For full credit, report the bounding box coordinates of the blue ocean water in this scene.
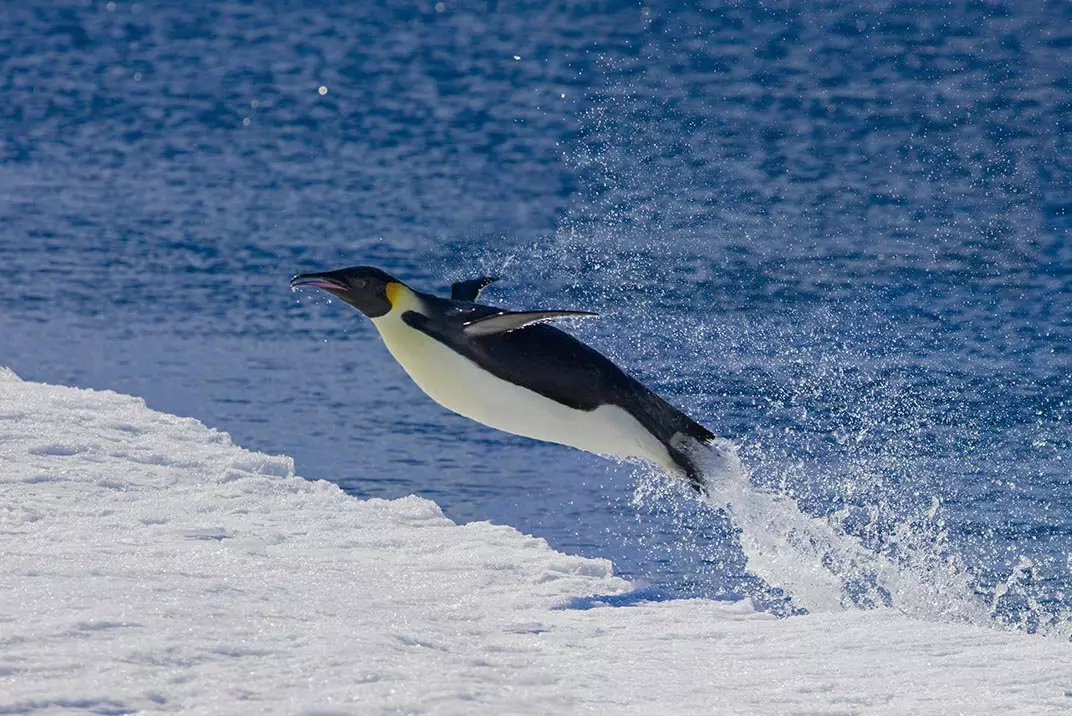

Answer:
[1,1,1068,625]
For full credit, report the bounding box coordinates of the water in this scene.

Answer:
[1,1,1068,630]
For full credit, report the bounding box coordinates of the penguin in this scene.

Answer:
[290,265,718,493]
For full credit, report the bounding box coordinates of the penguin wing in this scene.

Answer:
[450,277,499,301]
[462,310,598,337]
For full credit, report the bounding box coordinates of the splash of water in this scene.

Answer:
[695,440,1004,625]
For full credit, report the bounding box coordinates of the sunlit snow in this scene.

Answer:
[2,367,1070,714]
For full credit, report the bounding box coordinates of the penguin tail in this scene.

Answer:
[625,388,725,496]
[666,426,718,495]
[664,411,754,497]
[669,430,749,499]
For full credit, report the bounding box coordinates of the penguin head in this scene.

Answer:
[290,265,400,318]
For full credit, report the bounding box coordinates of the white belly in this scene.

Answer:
[370,301,674,471]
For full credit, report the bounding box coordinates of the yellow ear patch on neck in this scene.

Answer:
[385,281,406,308]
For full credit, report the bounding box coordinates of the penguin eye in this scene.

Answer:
[351,278,368,289]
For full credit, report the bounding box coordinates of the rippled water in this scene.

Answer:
[1,0,1069,626]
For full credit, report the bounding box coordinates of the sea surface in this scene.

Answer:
[1,0,1069,626]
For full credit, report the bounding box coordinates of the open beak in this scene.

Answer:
[290,273,349,292]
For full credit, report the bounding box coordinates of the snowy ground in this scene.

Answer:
[2,367,1070,715]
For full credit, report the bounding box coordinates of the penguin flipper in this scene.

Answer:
[450,277,499,302]
[463,310,598,337]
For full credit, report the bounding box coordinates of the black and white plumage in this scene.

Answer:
[290,265,717,492]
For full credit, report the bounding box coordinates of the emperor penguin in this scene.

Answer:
[290,265,718,493]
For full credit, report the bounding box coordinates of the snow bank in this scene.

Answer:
[1,368,1070,715]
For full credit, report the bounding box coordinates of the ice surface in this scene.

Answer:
[2,367,1070,714]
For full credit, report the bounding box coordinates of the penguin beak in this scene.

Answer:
[290,273,349,293]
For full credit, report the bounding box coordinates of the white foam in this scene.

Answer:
[697,440,1008,625]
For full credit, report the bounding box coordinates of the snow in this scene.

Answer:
[1,367,1070,715]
